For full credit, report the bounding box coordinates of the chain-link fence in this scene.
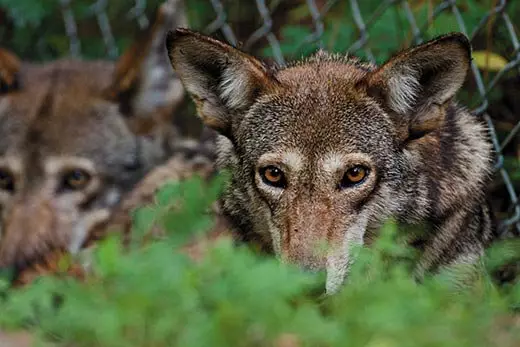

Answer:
[1,0,520,238]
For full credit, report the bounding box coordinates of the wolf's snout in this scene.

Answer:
[279,204,366,294]
[280,203,337,271]
[280,223,351,295]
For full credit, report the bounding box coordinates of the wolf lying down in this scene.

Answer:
[166,29,497,293]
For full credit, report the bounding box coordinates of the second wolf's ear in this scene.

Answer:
[105,0,187,136]
[0,49,21,94]
[364,33,471,135]
[166,28,278,137]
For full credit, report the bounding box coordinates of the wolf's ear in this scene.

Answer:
[0,49,21,94]
[166,28,278,137]
[364,33,471,135]
[105,0,187,136]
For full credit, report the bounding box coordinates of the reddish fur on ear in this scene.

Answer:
[0,48,21,92]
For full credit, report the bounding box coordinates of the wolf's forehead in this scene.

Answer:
[0,63,134,159]
[0,112,136,173]
[250,88,390,142]
[276,54,374,85]
[0,61,114,119]
[240,86,395,167]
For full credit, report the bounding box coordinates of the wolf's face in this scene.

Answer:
[226,68,400,284]
[0,60,154,269]
[167,29,477,293]
[0,0,187,274]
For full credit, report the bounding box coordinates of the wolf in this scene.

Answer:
[11,143,221,286]
[0,0,188,276]
[166,28,497,293]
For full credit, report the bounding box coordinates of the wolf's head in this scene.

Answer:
[167,29,480,293]
[0,0,187,274]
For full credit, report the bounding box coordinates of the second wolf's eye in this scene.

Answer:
[340,166,368,189]
[260,166,286,188]
[62,169,91,191]
[0,170,15,192]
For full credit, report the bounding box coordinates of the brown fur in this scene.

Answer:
[0,0,187,277]
[167,29,497,293]
[13,149,230,286]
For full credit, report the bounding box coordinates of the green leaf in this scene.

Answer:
[131,206,158,241]
[155,181,182,207]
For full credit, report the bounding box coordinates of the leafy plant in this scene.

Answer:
[0,175,518,347]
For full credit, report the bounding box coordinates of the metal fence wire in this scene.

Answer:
[2,0,520,239]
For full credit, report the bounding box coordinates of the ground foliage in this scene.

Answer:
[0,175,518,347]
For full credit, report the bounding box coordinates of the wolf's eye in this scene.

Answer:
[260,166,286,188]
[340,166,368,189]
[62,169,91,191]
[0,170,15,192]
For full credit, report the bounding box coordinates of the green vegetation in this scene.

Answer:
[0,176,519,347]
[0,1,519,345]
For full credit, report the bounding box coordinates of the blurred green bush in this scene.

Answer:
[0,175,518,347]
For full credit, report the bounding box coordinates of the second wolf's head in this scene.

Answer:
[167,29,493,293]
[0,0,187,275]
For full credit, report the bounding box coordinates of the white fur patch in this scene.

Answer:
[321,152,345,175]
[267,219,282,256]
[325,213,368,294]
[219,66,252,110]
[452,251,482,266]
[0,156,22,175]
[282,151,304,172]
[45,156,96,176]
[68,209,111,254]
[104,187,122,207]
[320,152,373,179]
[257,150,304,174]
[165,79,185,104]
[387,66,420,114]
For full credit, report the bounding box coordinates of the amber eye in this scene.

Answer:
[0,169,15,192]
[340,165,369,189]
[259,165,286,188]
[62,169,92,191]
